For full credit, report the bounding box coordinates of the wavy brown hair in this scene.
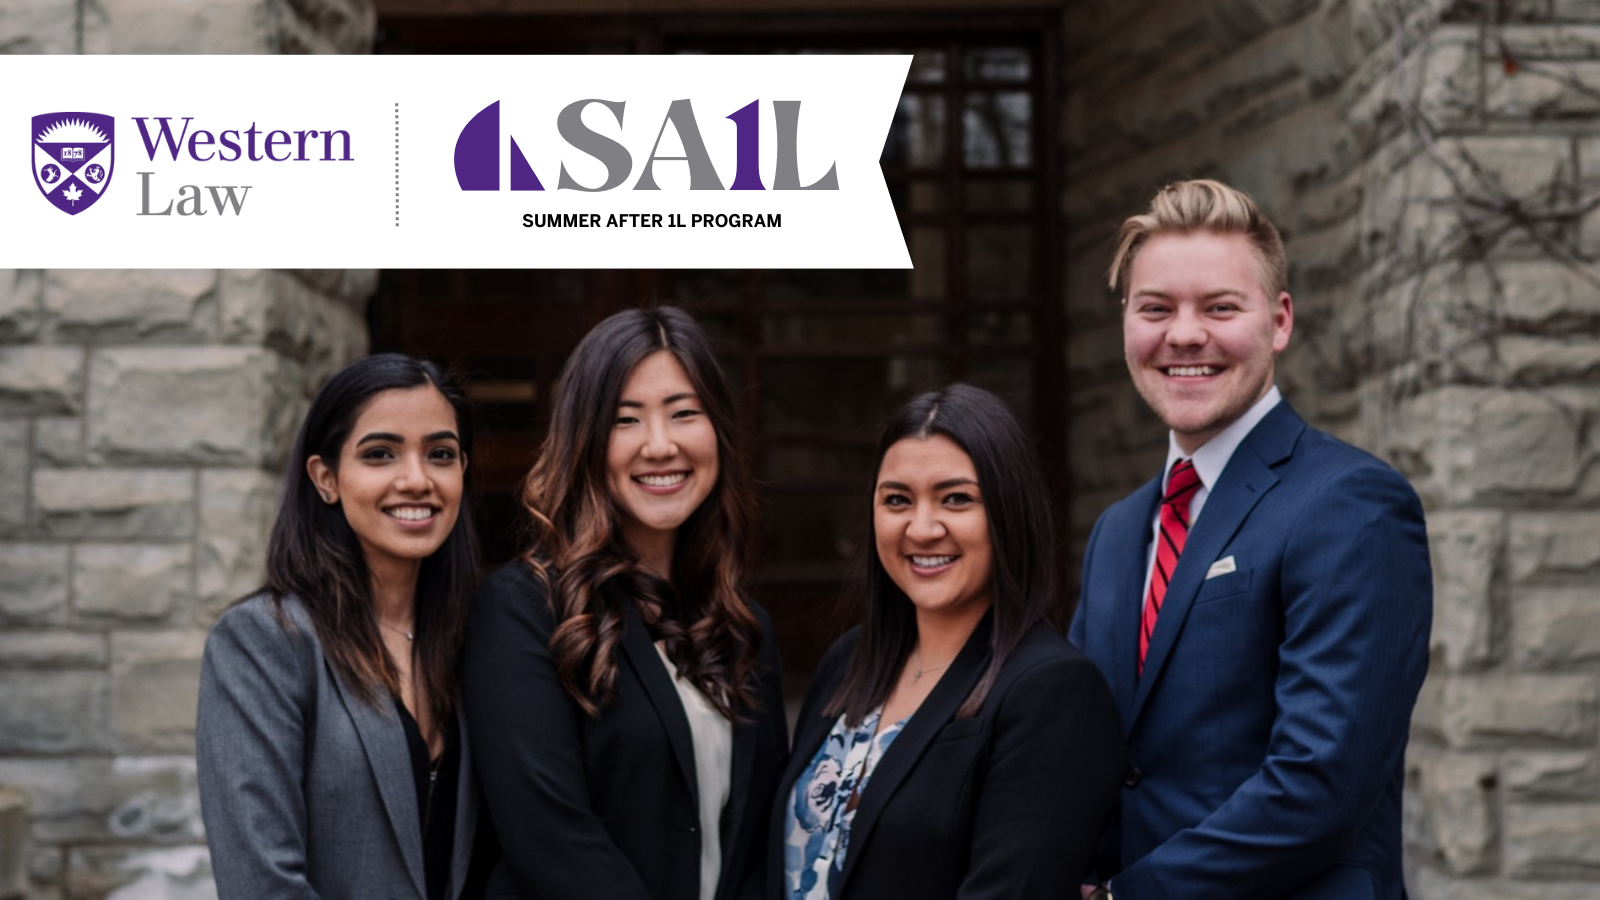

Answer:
[261,353,480,730]
[520,306,762,719]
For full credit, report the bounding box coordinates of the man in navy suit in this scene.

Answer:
[1071,179,1432,900]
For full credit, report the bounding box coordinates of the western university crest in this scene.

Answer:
[33,112,114,215]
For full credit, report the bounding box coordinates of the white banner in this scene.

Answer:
[1,55,912,268]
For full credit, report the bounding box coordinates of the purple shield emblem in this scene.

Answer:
[33,112,114,216]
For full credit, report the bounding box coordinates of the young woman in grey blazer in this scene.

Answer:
[197,354,487,900]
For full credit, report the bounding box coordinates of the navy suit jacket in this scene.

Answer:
[1069,402,1432,900]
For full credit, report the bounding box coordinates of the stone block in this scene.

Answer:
[1409,751,1498,875]
[67,845,213,900]
[0,271,42,343]
[0,0,78,54]
[1419,27,1485,128]
[1487,61,1600,120]
[1397,387,1585,504]
[1427,510,1504,671]
[0,671,108,754]
[33,416,83,467]
[1505,803,1600,878]
[0,544,69,625]
[1509,511,1600,581]
[87,348,282,466]
[95,0,273,54]
[42,270,217,343]
[1447,135,1576,200]
[0,757,199,845]
[1555,0,1600,20]
[217,271,369,387]
[34,469,193,540]
[1482,261,1600,327]
[1504,751,1600,801]
[275,0,376,56]
[0,631,107,669]
[0,786,25,900]
[109,631,206,754]
[1497,335,1600,384]
[73,545,192,625]
[1409,866,1600,900]
[195,469,276,620]
[1437,674,1597,748]
[1465,391,1583,494]
[1513,587,1600,668]
[0,422,27,537]
[1498,24,1600,59]
[0,347,84,416]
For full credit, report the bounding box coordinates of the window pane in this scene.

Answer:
[766,445,879,480]
[761,492,868,563]
[968,355,1033,429]
[965,225,1033,303]
[963,91,1031,169]
[884,93,946,168]
[763,313,943,348]
[762,358,946,431]
[969,308,1032,344]
[965,179,1033,212]
[761,269,912,300]
[909,226,946,299]
[963,47,1030,82]
[909,49,948,84]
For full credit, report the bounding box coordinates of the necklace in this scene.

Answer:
[910,648,955,682]
[378,620,414,641]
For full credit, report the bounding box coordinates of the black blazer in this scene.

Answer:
[768,614,1124,900]
[463,562,788,900]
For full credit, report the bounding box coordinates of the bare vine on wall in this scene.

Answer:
[1376,0,1600,394]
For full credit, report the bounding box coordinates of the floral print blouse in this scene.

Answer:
[782,707,908,900]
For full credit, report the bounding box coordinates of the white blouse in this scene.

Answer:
[656,642,734,900]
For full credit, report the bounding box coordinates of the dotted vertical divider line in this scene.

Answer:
[394,102,400,226]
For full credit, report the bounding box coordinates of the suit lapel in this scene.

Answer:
[1129,404,1304,728]
[1106,478,1162,727]
[330,667,428,900]
[718,701,756,891]
[836,612,994,897]
[617,587,701,804]
[447,705,478,900]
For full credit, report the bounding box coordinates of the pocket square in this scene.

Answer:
[1206,556,1237,580]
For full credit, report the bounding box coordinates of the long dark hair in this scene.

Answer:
[825,383,1059,725]
[260,353,480,728]
[520,306,761,719]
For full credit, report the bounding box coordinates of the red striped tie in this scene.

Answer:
[1139,458,1201,674]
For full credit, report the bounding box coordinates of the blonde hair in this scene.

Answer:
[1108,179,1287,297]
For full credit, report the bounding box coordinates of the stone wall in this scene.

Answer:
[1,0,375,895]
[1061,0,1600,896]
[0,270,371,899]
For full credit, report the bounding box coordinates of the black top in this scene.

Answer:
[768,616,1126,900]
[394,697,461,900]
[462,562,790,900]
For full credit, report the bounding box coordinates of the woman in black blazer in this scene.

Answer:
[464,307,787,900]
[771,384,1125,900]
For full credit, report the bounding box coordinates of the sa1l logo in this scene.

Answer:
[454,99,838,192]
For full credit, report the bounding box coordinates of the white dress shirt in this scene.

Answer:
[1140,385,1283,603]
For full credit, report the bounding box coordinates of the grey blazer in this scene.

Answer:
[197,594,480,900]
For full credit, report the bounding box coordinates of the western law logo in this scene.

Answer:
[453,99,838,193]
[32,112,114,215]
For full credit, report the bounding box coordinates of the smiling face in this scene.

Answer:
[307,384,465,583]
[874,434,994,626]
[606,351,720,564]
[1123,230,1294,454]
